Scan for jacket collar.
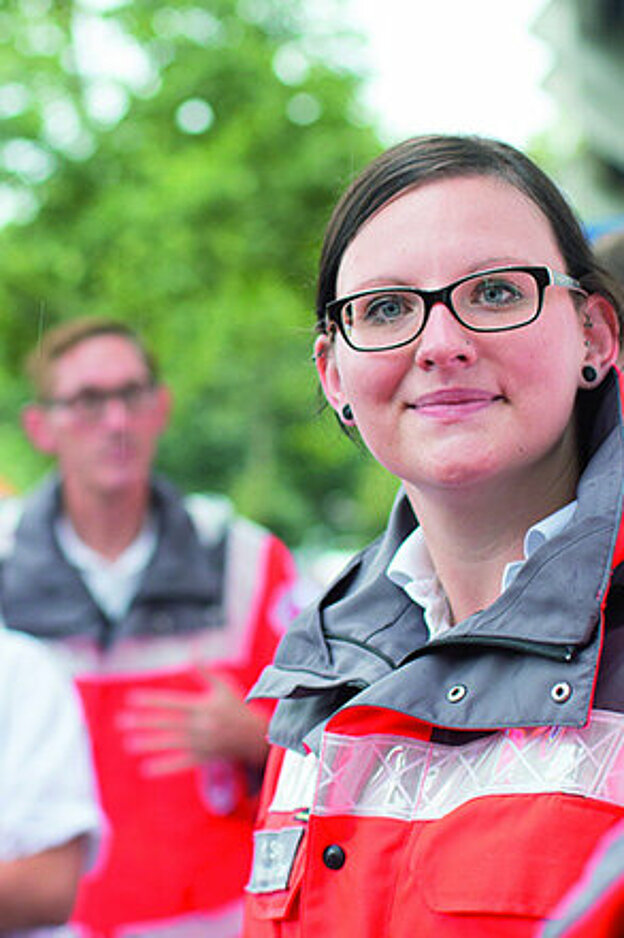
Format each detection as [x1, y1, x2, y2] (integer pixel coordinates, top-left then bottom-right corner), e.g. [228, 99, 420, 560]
[253, 370, 624, 747]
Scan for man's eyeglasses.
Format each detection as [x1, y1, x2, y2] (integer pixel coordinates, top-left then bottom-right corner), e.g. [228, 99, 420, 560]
[325, 266, 587, 352]
[43, 381, 157, 422]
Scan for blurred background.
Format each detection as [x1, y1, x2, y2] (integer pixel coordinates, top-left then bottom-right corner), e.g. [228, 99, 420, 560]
[0, 0, 623, 563]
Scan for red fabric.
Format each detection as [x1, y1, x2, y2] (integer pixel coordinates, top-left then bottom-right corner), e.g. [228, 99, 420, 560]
[71, 534, 297, 937]
[327, 705, 433, 740]
[611, 368, 624, 570]
[546, 885, 624, 938]
[74, 668, 257, 934]
[539, 822, 624, 938]
[244, 750, 624, 938]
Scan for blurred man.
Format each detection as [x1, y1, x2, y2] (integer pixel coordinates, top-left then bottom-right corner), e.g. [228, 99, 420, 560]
[0, 318, 298, 938]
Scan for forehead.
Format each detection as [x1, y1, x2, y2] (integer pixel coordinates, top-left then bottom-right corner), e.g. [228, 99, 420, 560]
[337, 175, 562, 292]
[50, 334, 149, 395]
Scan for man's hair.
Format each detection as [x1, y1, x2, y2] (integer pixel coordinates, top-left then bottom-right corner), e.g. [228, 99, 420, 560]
[25, 317, 159, 400]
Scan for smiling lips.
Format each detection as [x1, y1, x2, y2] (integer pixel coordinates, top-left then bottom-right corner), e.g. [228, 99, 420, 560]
[410, 388, 503, 419]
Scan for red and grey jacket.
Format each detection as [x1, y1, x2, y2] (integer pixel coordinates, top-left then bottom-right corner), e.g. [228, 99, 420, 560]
[539, 820, 624, 937]
[243, 371, 624, 938]
[0, 474, 299, 938]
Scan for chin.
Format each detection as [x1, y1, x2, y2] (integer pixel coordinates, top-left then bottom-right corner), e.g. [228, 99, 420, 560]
[412, 454, 506, 492]
[95, 468, 142, 493]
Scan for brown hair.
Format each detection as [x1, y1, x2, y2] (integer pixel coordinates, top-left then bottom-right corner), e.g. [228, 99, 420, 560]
[316, 135, 624, 336]
[25, 317, 159, 400]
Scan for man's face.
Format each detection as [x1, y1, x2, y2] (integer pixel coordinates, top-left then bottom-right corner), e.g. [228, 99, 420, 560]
[29, 334, 170, 498]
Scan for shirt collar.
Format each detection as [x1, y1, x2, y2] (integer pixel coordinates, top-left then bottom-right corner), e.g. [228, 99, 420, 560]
[55, 512, 158, 578]
[387, 500, 578, 640]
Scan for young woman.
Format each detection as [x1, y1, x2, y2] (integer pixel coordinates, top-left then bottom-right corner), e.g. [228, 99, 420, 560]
[243, 136, 624, 937]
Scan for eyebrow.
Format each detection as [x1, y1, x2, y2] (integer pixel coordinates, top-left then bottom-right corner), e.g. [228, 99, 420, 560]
[49, 379, 151, 398]
[465, 257, 532, 274]
[341, 259, 536, 294]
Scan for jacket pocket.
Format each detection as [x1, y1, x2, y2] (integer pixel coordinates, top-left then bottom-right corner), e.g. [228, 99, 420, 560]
[416, 794, 624, 920]
[246, 825, 306, 922]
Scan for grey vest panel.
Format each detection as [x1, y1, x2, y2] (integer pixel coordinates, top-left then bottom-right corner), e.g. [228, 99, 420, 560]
[0, 476, 229, 650]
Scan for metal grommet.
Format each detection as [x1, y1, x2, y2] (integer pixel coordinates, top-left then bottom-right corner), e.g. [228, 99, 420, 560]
[446, 683, 467, 704]
[323, 844, 346, 870]
[550, 681, 572, 704]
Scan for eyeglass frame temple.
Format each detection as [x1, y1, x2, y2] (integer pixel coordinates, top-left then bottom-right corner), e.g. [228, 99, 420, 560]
[325, 265, 588, 346]
[550, 269, 587, 294]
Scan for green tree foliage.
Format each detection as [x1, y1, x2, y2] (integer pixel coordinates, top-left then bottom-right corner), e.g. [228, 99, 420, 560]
[0, 0, 398, 548]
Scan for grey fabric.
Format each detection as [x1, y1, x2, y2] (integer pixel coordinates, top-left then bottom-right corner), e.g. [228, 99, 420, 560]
[252, 372, 624, 753]
[0, 474, 229, 649]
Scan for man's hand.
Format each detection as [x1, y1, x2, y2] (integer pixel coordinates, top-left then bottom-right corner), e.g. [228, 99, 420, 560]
[118, 671, 269, 776]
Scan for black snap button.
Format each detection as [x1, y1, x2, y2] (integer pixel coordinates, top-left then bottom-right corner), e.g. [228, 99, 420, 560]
[323, 844, 346, 870]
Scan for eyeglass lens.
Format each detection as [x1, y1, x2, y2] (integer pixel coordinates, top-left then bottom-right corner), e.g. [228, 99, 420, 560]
[341, 269, 541, 349]
[54, 383, 155, 420]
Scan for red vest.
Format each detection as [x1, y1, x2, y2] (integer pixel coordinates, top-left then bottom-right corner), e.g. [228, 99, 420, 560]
[70, 533, 297, 938]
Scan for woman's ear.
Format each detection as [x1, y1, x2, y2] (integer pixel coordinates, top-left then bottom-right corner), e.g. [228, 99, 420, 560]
[314, 334, 348, 417]
[21, 404, 58, 455]
[581, 293, 620, 385]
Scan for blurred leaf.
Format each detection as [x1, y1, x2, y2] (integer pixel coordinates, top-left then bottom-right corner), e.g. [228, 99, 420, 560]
[0, 0, 386, 551]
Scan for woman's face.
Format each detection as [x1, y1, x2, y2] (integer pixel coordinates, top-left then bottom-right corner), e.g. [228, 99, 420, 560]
[316, 175, 618, 500]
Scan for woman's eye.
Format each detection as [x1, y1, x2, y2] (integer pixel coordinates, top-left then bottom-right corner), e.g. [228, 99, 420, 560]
[361, 294, 410, 323]
[472, 278, 523, 307]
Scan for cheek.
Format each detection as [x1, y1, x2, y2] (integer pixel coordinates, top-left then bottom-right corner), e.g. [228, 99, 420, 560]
[53, 426, 87, 453]
[337, 347, 411, 406]
[498, 338, 582, 451]
[134, 420, 163, 453]
[498, 319, 583, 398]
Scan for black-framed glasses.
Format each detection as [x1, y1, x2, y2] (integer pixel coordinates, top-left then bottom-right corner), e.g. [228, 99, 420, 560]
[43, 381, 157, 422]
[325, 266, 587, 352]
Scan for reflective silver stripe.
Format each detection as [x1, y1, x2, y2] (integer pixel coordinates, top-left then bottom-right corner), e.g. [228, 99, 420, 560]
[189, 497, 270, 665]
[185, 493, 232, 546]
[541, 822, 624, 936]
[39, 630, 243, 677]
[314, 710, 624, 821]
[270, 749, 319, 813]
[0, 497, 22, 562]
[222, 517, 269, 664]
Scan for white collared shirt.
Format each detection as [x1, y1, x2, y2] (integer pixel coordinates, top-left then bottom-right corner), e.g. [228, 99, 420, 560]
[55, 513, 158, 621]
[386, 501, 578, 640]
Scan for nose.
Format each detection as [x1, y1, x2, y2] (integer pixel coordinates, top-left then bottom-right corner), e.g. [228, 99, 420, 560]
[413, 302, 477, 371]
[100, 395, 131, 428]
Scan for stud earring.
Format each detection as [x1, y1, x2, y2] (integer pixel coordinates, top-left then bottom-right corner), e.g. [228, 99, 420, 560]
[341, 404, 354, 422]
[582, 364, 598, 384]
